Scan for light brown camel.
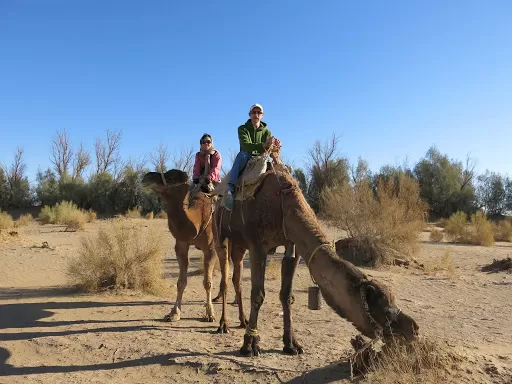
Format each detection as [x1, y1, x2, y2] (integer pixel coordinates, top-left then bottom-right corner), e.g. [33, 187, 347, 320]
[214, 164, 419, 356]
[142, 170, 221, 323]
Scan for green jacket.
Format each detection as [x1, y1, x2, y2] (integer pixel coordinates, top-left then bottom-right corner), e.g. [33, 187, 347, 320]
[238, 119, 272, 156]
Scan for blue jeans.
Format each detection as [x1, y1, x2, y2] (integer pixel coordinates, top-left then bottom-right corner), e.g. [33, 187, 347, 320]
[228, 151, 252, 193]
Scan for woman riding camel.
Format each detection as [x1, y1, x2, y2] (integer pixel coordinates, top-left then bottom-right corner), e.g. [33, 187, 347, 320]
[192, 133, 222, 193]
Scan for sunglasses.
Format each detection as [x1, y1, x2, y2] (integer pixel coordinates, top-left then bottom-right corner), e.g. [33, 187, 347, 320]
[202, 140, 212, 144]
[251, 111, 263, 115]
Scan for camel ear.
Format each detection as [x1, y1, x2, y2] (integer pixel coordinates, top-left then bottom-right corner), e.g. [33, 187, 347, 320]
[365, 284, 379, 302]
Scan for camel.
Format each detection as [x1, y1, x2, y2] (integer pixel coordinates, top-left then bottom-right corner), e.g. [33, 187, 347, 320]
[142, 170, 221, 323]
[214, 164, 419, 356]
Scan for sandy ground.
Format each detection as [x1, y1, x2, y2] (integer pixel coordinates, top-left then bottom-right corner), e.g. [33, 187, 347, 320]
[1, 219, 511, 384]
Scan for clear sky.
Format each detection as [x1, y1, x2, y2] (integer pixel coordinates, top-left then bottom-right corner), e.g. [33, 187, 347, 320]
[1, 1, 511, 183]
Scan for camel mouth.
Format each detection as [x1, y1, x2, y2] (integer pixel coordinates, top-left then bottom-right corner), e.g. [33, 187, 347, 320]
[383, 311, 419, 341]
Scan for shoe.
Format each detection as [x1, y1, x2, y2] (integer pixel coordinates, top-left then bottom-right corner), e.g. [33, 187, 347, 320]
[223, 191, 234, 210]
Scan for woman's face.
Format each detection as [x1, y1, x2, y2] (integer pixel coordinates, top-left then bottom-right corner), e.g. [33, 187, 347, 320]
[201, 136, 213, 151]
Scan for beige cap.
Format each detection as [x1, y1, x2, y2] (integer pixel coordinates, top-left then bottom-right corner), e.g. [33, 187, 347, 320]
[249, 104, 264, 113]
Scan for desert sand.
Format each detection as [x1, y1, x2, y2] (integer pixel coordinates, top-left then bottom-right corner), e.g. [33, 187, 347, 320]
[1, 219, 511, 383]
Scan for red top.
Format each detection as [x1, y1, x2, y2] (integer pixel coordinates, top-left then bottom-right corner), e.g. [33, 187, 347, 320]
[193, 150, 222, 183]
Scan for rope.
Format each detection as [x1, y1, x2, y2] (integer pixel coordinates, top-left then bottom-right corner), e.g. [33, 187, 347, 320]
[192, 199, 214, 240]
[307, 243, 331, 284]
[160, 172, 167, 186]
[245, 327, 259, 336]
[359, 283, 383, 338]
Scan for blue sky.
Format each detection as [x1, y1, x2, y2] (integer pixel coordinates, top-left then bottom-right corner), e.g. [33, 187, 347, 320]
[1, 1, 511, 183]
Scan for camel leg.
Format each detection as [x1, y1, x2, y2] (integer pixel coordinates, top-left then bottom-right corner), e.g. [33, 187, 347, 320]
[216, 237, 230, 333]
[231, 244, 248, 328]
[240, 246, 267, 357]
[164, 240, 189, 322]
[202, 246, 217, 322]
[280, 243, 304, 355]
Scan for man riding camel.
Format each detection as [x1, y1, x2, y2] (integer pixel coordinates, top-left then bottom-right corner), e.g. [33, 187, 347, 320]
[223, 103, 280, 210]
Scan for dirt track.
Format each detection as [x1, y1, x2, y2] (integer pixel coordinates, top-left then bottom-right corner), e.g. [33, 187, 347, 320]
[1, 219, 511, 383]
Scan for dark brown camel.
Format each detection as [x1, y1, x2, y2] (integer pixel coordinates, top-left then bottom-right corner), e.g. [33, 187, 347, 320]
[142, 170, 221, 323]
[214, 164, 419, 357]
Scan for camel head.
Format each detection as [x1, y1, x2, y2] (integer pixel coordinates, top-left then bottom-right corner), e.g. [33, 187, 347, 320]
[142, 169, 189, 195]
[355, 278, 419, 341]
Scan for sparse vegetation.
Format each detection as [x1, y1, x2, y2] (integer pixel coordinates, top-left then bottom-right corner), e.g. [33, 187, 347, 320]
[83, 209, 97, 223]
[38, 201, 87, 230]
[15, 213, 33, 227]
[444, 210, 494, 246]
[422, 251, 456, 277]
[68, 222, 167, 295]
[322, 174, 427, 266]
[0, 211, 14, 230]
[429, 229, 444, 242]
[481, 257, 512, 273]
[145, 211, 154, 220]
[155, 210, 167, 219]
[125, 207, 142, 219]
[492, 219, 512, 242]
[355, 337, 464, 384]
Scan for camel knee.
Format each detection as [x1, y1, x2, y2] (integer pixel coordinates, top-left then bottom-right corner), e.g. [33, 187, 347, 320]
[203, 279, 212, 291]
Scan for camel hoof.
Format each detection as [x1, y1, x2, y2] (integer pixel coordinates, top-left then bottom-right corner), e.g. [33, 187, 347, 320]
[283, 345, 304, 355]
[240, 334, 261, 357]
[204, 315, 216, 323]
[216, 321, 230, 334]
[163, 313, 180, 322]
[239, 319, 248, 328]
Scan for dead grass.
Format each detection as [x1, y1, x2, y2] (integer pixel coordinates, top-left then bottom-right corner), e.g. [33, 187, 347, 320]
[67, 221, 167, 295]
[422, 251, 456, 278]
[429, 229, 444, 242]
[145, 211, 154, 220]
[322, 175, 427, 266]
[492, 220, 512, 242]
[355, 337, 465, 384]
[125, 207, 142, 219]
[0, 211, 14, 230]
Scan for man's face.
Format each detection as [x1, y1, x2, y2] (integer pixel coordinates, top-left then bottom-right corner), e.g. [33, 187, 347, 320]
[249, 107, 264, 126]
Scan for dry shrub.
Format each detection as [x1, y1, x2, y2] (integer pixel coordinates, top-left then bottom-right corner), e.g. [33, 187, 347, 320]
[492, 220, 512, 242]
[68, 222, 167, 295]
[0, 211, 14, 230]
[429, 229, 444, 242]
[83, 209, 97, 223]
[471, 211, 494, 246]
[355, 337, 464, 384]
[444, 211, 469, 242]
[422, 251, 456, 277]
[322, 175, 427, 266]
[266, 257, 281, 280]
[156, 210, 168, 219]
[38, 201, 87, 230]
[145, 211, 154, 220]
[445, 210, 494, 246]
[125, 207, 142, 219]
[15, 213, 33, 227]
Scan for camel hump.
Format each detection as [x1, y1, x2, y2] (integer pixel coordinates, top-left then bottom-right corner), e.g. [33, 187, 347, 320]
[142, 169, 189, 186]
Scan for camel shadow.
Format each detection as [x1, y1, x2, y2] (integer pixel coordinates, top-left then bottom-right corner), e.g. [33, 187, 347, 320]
[283, 360, 353, 383]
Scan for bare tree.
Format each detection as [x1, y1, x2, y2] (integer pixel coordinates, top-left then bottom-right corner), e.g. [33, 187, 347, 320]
[6, 146, 31, 207]
[72, 142, 91, 180]
[170, 146, 195, 176]
[124, 155, 147, 174]
[351, 157, 370, 184]
[95, 128, 122, 174]
[461, 153, 476, 191]
[149, 141, 171, 173]
[51, 129, 73, 178]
